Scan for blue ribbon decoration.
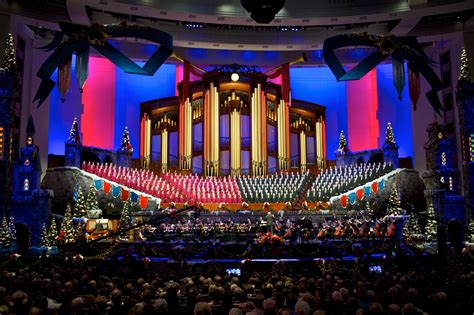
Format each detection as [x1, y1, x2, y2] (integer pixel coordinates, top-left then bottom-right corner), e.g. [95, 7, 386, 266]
[323, 34, 443, 114]
[130, 192, 139, 203]
[348, 192, 356, 205]
[378, 178, 385, 190]
[112, 185, 121, 198]
[34, 22, 173, 106]
[364, 186, 371, 197]
[94, 180, 103, 191]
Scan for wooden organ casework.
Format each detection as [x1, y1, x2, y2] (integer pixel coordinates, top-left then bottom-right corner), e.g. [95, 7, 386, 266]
[140, 66, 326, 176]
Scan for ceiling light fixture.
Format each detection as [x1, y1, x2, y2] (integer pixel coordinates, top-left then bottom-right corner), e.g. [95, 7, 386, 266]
[240, 0, 285, 24]
[231, 72, 240, 82]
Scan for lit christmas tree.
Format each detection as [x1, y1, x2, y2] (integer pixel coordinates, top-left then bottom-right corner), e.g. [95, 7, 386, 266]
[47, 217, 58, 247]
[425, 204, 437, 242]
[120, 126, 134, 153]
[458, 47, 471, 83]
[73, 182, 87, 217]
[8, 216, 16, 241]
[0, 216, 13, 247]
[118, 200, 132, 239]
[86, 183, 100, 211]
[66, 117, 81, 145]
[338, 130, 347, 151]
[38, 224, 49, 247]
[61, 204, 76, 243]
[1, 33, 17, 73]
[387, 183, 403, 216]
[403, 213, 422, 240]
[365, 200, 374, 216]
[384, 122, 396, 146]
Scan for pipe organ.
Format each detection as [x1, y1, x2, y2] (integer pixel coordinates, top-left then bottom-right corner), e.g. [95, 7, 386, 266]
[140, 68, 326, 176]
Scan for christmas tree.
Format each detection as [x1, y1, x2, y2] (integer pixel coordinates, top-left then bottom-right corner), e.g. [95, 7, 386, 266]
[86, 183, 100, 211]
[73, 182, 87, 217]
[61, 204, 76, 243]
[47, 217, 58, 247]
[38, 224, 49, 247]
[338, 130, 347, 151]
[403, 213, 422, 240]
[1, 33, 17, 73]
[425, 204, 437, 242]
[365, 200, 374, 216]
[384, 122, 396, 146]
[0, 216, 13, 247]
[458, 47, 471, 83]
[387, 183, 403, 216]
[66, 117, 81, 145]
[120, 126, 134, 153]
[8, 216, 16, 241]
[118, 200, 132, 239]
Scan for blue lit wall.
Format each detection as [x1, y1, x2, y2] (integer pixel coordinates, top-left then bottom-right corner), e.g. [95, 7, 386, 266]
[290, 67, 348, 159]
[376, 63, 414, 158]
[48, 58, 84, 155]
[115, 63, 176, 157]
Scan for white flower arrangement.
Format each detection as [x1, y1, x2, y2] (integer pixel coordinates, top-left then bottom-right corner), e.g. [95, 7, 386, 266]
[241, 201, 249, 208]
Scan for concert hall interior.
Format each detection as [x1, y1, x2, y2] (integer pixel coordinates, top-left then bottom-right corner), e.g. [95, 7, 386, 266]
[0, 1, 474, 314]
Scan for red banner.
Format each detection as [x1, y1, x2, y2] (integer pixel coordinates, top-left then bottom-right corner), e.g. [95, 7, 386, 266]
[120, 187, 129, 201]
[103, 181, 111, 194]
[139, 195, 148, 209]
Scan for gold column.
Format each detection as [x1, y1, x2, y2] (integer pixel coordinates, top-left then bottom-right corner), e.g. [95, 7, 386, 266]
[230, 93, 241, 176]
[161, 127, 168, 173]
[300, 129, 307, 173]
[204, 84, 219, 176]
[184, 98, 192, 169]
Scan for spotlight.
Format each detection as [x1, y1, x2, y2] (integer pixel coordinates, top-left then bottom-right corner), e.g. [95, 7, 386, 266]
[241, 0, 285, 24]
[231, 72, 240, 82]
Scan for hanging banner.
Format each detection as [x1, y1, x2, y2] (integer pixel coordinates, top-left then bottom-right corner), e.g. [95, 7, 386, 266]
[120, 187, 129, 201]
[340, 195, 348, 208]
[348, 192, 356, 205]
[94, 179, 103, 191]
[371, 181, 379, 194]
[57, 57, 71, 102]
[139, 195, 149, 209]
[103, 181, 111, 194]
[378, 178, 385, 190]
[112, 185, 120, 198]
[356, 189, 364, 201]
[364, 185, 371, 197]
[75, 46, 89, 91]
[408, 62, 420, 110]
[392, 53, 405, 100]
[130, 192, 139, 203]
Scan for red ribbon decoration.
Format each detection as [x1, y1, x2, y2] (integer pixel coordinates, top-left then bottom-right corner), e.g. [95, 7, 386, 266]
[103, 181, 111, 194]
[120, 187, 129, 201]
[139, 195, 148, 209]
[340, 195, 348, 208]
[356, 189, 364, 201]
[371, 182, 378, 194]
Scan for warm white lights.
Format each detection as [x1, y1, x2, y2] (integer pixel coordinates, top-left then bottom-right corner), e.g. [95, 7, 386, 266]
[231, 72, 240, 82]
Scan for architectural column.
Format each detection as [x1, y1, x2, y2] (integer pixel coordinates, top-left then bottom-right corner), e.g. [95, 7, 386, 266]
[230, 94, 241, 176]
[277, 99, 290, 171]
[251, 84, 267, 176]
[179, 98, 192, 170]
[204, 83, 219, 176]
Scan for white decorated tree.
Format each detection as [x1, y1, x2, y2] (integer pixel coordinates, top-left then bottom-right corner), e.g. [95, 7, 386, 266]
[403, 213, 422, 240]
[338, 130, 347, 151]
[0, 216, 13, 247]
[120, 126, 133, 153]
[66, 117, 81, 145]
[458, 47, 471, 83]
[1, 33, 17, 72]
[8, 216, 16, 241]
[385, 122, 396, 146]
[38, 224, 49, 247]
[86, 183, 100, 211]
[47, 217, 58, 247]
[118, 200, 132, 239]
[387, 183, 403, 216]
[425, 204, 437, 242]
[61, 204, 75, 243]
[73, 183, 87, 217]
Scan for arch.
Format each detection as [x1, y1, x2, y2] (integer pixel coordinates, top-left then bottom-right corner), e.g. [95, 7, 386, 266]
[368, 152, 384, 164]
[81, 151, 100, 165]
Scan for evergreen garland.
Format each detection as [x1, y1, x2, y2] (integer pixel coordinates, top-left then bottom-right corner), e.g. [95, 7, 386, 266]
[86, 183, 100, 211]
[458, 47, 471, 83]
[66, 117, 81, 145]
[385, 122, 396, 145]
[38, 224, 49, 247]
[1, 33, 17, 72]
[47, 217, 58, 247]
[425, 204, 437, 242]
[118, 200, 132, 239]
[120, 126, 133, 153]
[61, 204, 75, 243]
[387, 183, 403, 216]
[0, 216, 13, 247]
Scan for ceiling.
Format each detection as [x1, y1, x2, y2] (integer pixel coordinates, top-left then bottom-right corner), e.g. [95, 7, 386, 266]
[2, 0, 474, 66]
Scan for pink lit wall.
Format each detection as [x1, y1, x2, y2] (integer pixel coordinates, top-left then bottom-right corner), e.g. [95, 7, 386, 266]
[346, 69, 379, 152]
[81, 57, 116, 149]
